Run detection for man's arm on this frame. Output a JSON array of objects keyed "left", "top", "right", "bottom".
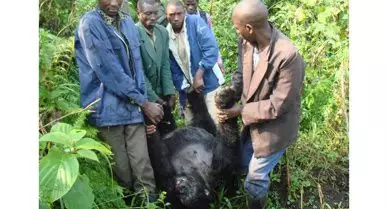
[
  {"left": 206, "top": 13, "right": 213, "bottom": 30},
  {"left": 77, "top": 19, "right": 146, "bottom": 105},
  {"left": 136, "top": 29, "right": 148, "bottom": 101},
  {"left": 192, "top": 17, "right": 219, "bottom": 93},
  {"left": 160, "top": 29, "right": 175, "bottom": 97},
  {"left": 143, "top": 72, "right": 160, "bottom": 102},
  {"left": 241, "top": 51, "right": 305, "bottom": 126},
  {"left": 195, "top": 17, "right": 219, "bottom": 71}
]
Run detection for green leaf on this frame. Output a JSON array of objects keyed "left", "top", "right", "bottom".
[
  {"left": 70, "top": 129, "right": 86, "bottom": 142},
  {"left": 39, "top": 132, "right": 73, "bottom": 147},
  {"left": 76, "top": 138, "right": 112, "bottom": 155},
  {"left": 39, "top": 148, "right": 79, "bottom": 203},
  {"left": 63, "top": 174, "right": 94, "bottom": 209},
  {"left": 39, "top": 200, "right": 51, "bottom": 209},
  {"left": 301, "top": 0, "right": 317, "bottom": 7},
  {"left": 51, "top": 123, "right": 73, "bottom": 134},
  {"left": 77, "top": 149, "right": 99, "bottom": 162}
]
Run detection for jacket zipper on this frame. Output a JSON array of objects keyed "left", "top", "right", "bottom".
[
  {"left": 113, "top": 30, "right": 130, "bottom": 61},
  {"left": 112, "top": 30, "right": 137, "bottom": 79}
]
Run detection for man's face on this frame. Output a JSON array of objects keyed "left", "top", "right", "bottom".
[
  {"left": 232, "top": 15, "right": 256, "bottom": 44},
  {"left": 166, "top": 5, "right": 186, "bottom": 31},
  {"left": 99, "top": 0, "right": 123, "bottom": 17},
  {"left": 138, "top": 2, "right": 159, "bottom": 29},
  {"left": 184, "top": 0, "right": 198, "bottom": 15}
]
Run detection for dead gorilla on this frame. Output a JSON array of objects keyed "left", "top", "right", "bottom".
[{"left": 146, "top": 87, "right": 239, "bottom": 209}]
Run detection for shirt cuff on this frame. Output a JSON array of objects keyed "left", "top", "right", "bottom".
[
  {"left": 198, "top": 61, "right": 206, "bottom": 71},
  {"left": 128, "top": 96, "right": 146, "bottom": 107}
]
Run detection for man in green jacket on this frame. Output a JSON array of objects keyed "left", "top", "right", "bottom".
[{"left": 136, "top": 0, "right": 176, "bottom": 136}]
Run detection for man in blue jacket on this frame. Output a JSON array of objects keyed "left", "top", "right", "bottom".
[
  {"left": 165, "top": 0, "right": 223, "bottom": 124},
  {"left": 74, "top": 0, "right": 163, "bottom": 200},
  {"left": 183, "top": 0, "right": 226, "bottom": 78}
]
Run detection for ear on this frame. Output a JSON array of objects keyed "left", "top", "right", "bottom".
[{"left": 245, "top": 24, "right": 253, "bottom": 34}]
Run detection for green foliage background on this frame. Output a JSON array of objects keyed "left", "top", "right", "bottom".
[{"left": 39, "top": 0, "right": 348, "bottom": 208}]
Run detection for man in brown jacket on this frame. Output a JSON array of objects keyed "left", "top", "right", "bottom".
[{"left": 217, "top": 0, "right": 305, "bottom": 208}]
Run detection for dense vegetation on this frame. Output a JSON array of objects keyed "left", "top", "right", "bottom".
[{"left": 39, "top": 0, "right": 349, "bottom": 208}]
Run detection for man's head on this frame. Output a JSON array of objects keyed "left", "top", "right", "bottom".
[
  {"left": 166, "top": 0, "right": 186, "bottom": 32},
  {"left": 232, "top": 0, "right": 269, "bottom": 45},
  {"left": 99, "top": 0, "right": 124, "bottom": 18},
  {"left": 138, "top": 0, "right": 160, "bottom": 30},
  {"left": 183, "top": 0, "right": 198, "bottom": 15}
]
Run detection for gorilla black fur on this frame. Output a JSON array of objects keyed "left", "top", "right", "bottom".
[
  {"left": 146, "top": 87, "right": 239, "bottom": 209},
  {"left": 214, "top": 86, "right": 240, "bottom": 148}
]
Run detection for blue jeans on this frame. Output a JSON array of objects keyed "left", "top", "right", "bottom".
[{"left": 244, "top": 148, "right": 286, "bottom": 199}]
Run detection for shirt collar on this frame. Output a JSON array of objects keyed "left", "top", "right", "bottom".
[
  {"left": 144, "top": 27, "right": 154, "bottom": 37},
  {"left": 168, "top": 17, "right": 186, "bottom": 40},
  {"left": 97, "top": 6, "right": 125, "bottom": 27}
]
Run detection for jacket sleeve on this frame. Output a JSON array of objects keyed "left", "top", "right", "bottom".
[
  {"left": 136, "top": 30, "right": 148, "bottom": 100},
  {"left": 161, "top": 29, "right": 175, "bottom": 96},
  {"left": 169, "top": 51, "right": 183, "bottom": 91},
  {"left": 77, "top": 19, "right": 146, "bottom": 106},
  {"left": 242, "top": 51, "right": 305, "bottom": 123},
  {"left": 195, "top": 17, "right": 219, "bottom": 71},
  {"left": 143, "top": 69, "right": 159, "bottom": 102}
]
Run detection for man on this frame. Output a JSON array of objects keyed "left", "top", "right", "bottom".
[
  {"left": 165, "top": 0, "right": 223, "bottom": 124},
  {"left": 74, "top": 0, "right": 163, "bottom": 201},
  {"left": 183, "top": 0, "right": 226, "bottom": 74},
  {"left": 183, "top": 0, "right": 212, "bottom": 28},
  {"left": 217, "top": 0, "right": 305, "bottom": 208},
  {"left": 136, "top": 0, "right": 176, "bottom": 136}
]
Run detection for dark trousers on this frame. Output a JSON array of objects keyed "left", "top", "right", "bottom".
[{"left": 98, "top": 124, "right": 156, "bottom": 193}]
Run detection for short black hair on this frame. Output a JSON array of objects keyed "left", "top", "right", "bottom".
[
  {"left": 137, "top": 0, "right": 159, "bottom": 10},
  {"left": 166, "top": 0, "right": 185, "bottom": 9}
]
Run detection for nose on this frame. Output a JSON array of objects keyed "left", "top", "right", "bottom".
[
  {"left": 150, "top": 13, "right": 157, "bottom": 21},
  {"left": 110, "top": 0, "right": 119, "bottom": 7}
]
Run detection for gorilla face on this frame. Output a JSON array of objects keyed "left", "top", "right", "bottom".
[{"left": 173, "top": 174, "right": 211, "bottom": 209}]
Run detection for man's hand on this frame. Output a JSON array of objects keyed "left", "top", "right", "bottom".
[
  {"left": 241, "top": 103, "right": 257, "bottom": 126},
  {"left": 193, "top": 68, "right": 205, "bottom": 93},
  {"left": 166, "top": 95, "right": 176, "bottom": 109},
  {"left": 141, "top": 101, "right": 164, "bottom": 125},
  {"left": 216, "top": 104, "right": 242, "bottom": 123},
  {"left": 146, "top": 124, "right": 157, "bottom": 135}
]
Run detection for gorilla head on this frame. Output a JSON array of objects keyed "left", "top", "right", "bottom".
[{"left": 173, "top": 172, "right": 211, "bottom": 209}]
